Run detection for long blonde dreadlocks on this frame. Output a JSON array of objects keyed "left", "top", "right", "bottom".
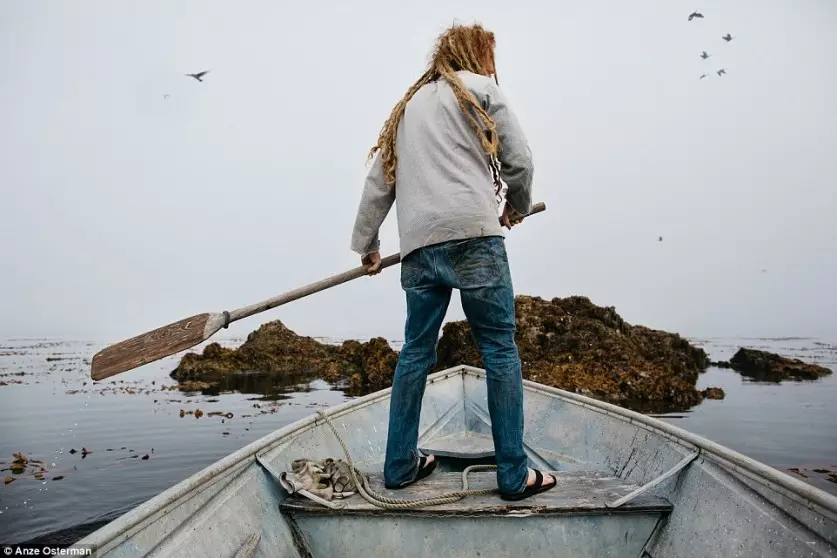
[{"left": 367, "top": 23, "right": 501, "bottom": 186}]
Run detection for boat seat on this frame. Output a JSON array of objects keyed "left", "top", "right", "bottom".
[
  {"left": 280, "top": 470, "right": 672, "bottom": 517},
  {"left": 280, "top": 471, "right": 673, "bottom": 556}
]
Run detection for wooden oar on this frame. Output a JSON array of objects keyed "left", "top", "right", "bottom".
[{"left": 90, "top": 202, "right": 547, "bottom": 380}]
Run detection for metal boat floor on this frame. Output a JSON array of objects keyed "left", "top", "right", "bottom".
[{"left": 280, "top": 470, "right": 672, "bottom": 516}]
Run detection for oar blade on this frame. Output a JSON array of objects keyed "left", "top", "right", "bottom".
[{"left": 90, "top": 313, "right": 223, "bottom": 381}]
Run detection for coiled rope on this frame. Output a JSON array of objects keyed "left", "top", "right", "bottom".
[{"left": 316, "top": 410, "right": 498, "bottom": 509}]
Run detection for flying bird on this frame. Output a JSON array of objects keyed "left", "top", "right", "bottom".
[
  {"left": 722, "top": 34, "right": 733, "bottom": 41},
  {"left": 185, "top": 70, "right": 210, "bottom": 82},
  {"left": 688, "top": 12, "right": 704, "bottom": 21},
  {"left": 717, "top": 68, "right": 727, "bottom": 76},
  {"left": 658, "top": 236, "right": 663, "bottom": 242},
  {"left": 700, "top": 74, "right": 707, "bottom": 80},
  {"left": 701, "top": 51, "right": 710, "bottom": 59},
  {"left": 163, "top": 94, "right": 170, "bottom": 99}
]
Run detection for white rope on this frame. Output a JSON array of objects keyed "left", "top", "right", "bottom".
[{"left": 316, "top": 411, "right": 498, "bottom": 509}]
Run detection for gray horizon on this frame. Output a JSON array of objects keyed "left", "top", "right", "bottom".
[{"left": 2, "top": 0, "right": 836, "bottom": 344}]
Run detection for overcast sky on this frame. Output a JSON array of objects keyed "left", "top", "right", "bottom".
[{"left": 1, "top": 0, "right": 835, "bottom": 345}]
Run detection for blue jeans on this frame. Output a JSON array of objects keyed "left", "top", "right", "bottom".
[{"left": 384, "top": 236, "right": 528, "bottom": 494}]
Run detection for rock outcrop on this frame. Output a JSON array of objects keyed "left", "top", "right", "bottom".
[
  {"left": 723, "top": 348, "right": 832, "bottom": 382},
  {"left": 324, "top": 338, "right": 399, "bottom": 395},
  {"left": 701, "top": 387, "right": 725, "bottom": 400},
  {"left": 174, "top": 320, "right": 335, "bottom": 382},
  {"left": 172, "top": 294, "right": 723, "bottom": 413},
  {"left": 436, "top": 295, "right": 712, "bottom": 412},
  {"left": 172, "top": 320, "right": 399, "bottom": 396}
]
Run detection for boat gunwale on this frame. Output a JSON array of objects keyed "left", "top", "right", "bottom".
[
  {"left": 73, "top": 365, "right": 837, "bottom": 553},
  {"left": 89, "top": 457, "right": 255, "bottom": 555},
  {"left": 462, "top": 366, "right": 837, "bottom": 520}
]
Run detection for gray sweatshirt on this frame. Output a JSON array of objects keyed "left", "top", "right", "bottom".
[{"left": 350, "top": 71, "right": 534, "bottom": 258}]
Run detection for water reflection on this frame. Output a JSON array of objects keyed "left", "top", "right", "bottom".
[{"left": 169, "top": 365, "right": 346, "bottom": 400}]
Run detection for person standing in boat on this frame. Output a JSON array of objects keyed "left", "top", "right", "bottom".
[{"left": 350, "top": 23, "right": 556, "bottom": 500}]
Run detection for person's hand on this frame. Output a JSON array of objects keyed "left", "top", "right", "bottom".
[
  {"left": 501, "top": 205, "right": 522, "bottom": 229},
  {"left": 361, "top": 251, "right": 382, "bottom": 275}
]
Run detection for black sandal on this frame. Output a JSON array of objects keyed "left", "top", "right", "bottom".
[
  {"left": 385, "top": 454, "right": 437, "bottom": 489},
  {"left": 500, "top": 470, "right": 557, "bottom": 501}
]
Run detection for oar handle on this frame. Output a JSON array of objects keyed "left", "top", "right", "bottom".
[{"left": 228, "top": 201, "right": 547, "bottom": 324}]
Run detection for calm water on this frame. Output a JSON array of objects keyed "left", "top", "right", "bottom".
[
  {"left": 0, "top": 336, "right": 835, "bottom": 545},
  {"left": 659, "top": 337, "right": 837, "bottom": 495}
]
